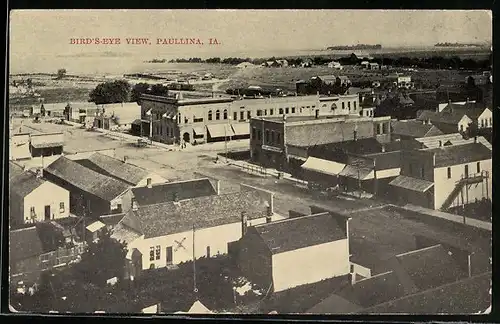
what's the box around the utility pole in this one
[192,224,197,295]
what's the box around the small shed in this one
[86,220,106,242]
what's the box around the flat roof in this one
[140,94,234,105]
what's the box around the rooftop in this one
[125,189,271,238]
[131,178,217,206]
[44,156,130,201]
[10,171,46,198]
[9,161,24,182]
[442,102,490,119]
[140,93,234,105]
[10,226,44,261]
[417,109,471,125]
[253,212,348,254]
[425,142,492,167]
[391,120,444,138]
[76,153,149,185]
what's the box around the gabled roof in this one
[394,244,467,291]
[128,189,270,238]
[253,212,347,254]
[425,142,491,167]
[131,178,216,206]
[391,120,444,138]
[76,153,149,185]
[10,171,46,198]
[44,156,130,201]
[336,271,408,308]
[441,102,490,120]
[417,110,471,125]
[10,227,43,261]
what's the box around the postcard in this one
[7,9,492,315]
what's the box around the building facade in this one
[139,93,361,145]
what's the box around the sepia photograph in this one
[7,9,492,314]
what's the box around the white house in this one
[327,61,343,69]
[417,110,473,134]
[237,211,351,293]
[113,185,284,276]
[440,102,492,129]
[10,170,70,227]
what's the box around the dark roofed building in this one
[391,120,444,140]
[308,138,386,163]
[75,153,152,186]
[131,178,217,206]
[10,227,44,285]
[425,142,492,167]
[44,156,131,218]
[238,212,351,292]
[417,109,473,134]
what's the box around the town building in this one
[139,93,360,145]
[113,184,283,276]
[391,119,444,141]
[389,140,492,210]
[416,110,473,134]
[73,153,166,187]
[29,133,64,157]
[311,75,351,87]
[43,156,132,218]
[10,170,70,227]
[388,74,412,89]
[64,102,101,124]
[93,102,141,131]
[327,61,343,69]
[237,211,351,293]
[440,102,492,129]
[130,178,218,207]
[249,114,391,172]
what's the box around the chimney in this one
[315,110,319,119]
[215,180,221,195]
[241,211,248,236]
[146,178,152,188]
[427,119,432,125]
[381,145,385,153]
[131,198,138,211]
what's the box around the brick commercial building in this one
[249,114,391,172]
[138,93,360,145]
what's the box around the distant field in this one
[9,88,92,110]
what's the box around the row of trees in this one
[88,81,174,104]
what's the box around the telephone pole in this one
[192,224,197,295]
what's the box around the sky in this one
[9,10,492,74]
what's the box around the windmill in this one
[174,237,187,252]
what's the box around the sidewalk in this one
[402,204,492,231]
[227,158,308,185]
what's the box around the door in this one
[465,165,469,178]
[166,246,173,265]
[206,246,211,258]
[44,205,51,221]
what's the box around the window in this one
[216,110,220,120]
[257,110,263,116]
[348,102,351,110]
[420,167,425,178]
[193,117,204,123]
[279,108,284,114]
[342,102,345,109]
[59,202,65,213]
[489,118,492,126]
[150,247,155,261]
[465,165,469,178]
[155,245,161,260]
[252,127,256,140]
[257,130,262,141]
[447,167,452,179]
[382,123,387,134]
[300,107,303,113]
[30,206,36,217]
[233,112,237,121]
[208,110,213,120]
[291,107,296,114]
[460,125,464,132]
[312,105,316,109]
[271,131,275,143]
[184,117,188,124]
[270,109,274,115]
[331,103,337,111]
[265,130,270,143]
[177,113,181,124]
[353,102,357,110]
[481,119,485,128]
[477,162,481,173]
[276,133,281,143]
[240,111,245,120]
[285,108,289,114]
[223,109,228,120]
[264,109,267,116]
[247,111,251,119]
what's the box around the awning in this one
[192,126,205,135]
[338,165,374,180]
[389,175,434,193]
[206,124,234,138]
[86,221,105,233]
[301,157,346,176]
[232,123,250,136]
[31,142,64,149]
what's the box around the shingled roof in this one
[254,212,347,254]
[425,142,491,167]
[417,110,471,125]
[45,156,130,201]
[441,102,490,120]
[10,227,44,262]
[126,189,270,238]
[76,153,149,185]
[10,171,45,198]
[391,120,444,138]
[131,178,217,206]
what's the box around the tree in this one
[57,68,67,79]
[89,80,131,104]
[150,84,170,97]
[131,82,150,102]
[75,229,127,287]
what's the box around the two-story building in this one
[440,102,492,130]
[417,110,473,134]
[10,170,70,228]
[389,140,492,210]
[138,93,361,145]
[249,114,392,172]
